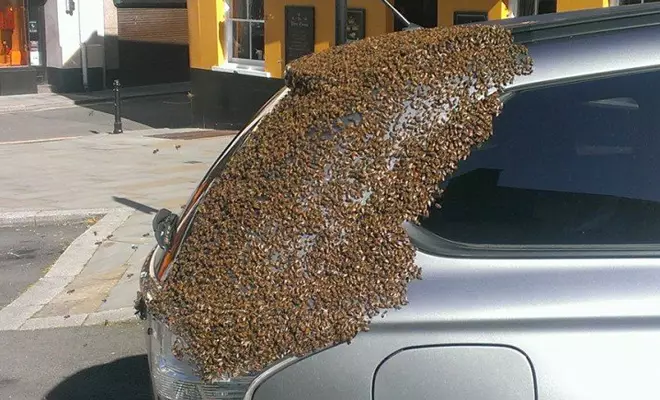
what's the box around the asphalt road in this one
[0,223,90,308]
[0,93,193,143]
[0,321,152,400]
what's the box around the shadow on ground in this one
[83,93,194,129]
[45,355,153,400]
[112,196,159,214]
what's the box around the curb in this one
[0,136,85,146]
[0,208,134,330]
[72,89,190,107]
[0,208,114,228]
[19,307,139,330]
[148,129,239,140]
[0,84,191,115]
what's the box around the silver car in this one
[139,3,660,399]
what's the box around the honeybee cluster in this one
[147,24,533,381]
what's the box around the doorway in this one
[27,1,47,85]
[394,0,438,31]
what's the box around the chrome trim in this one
[147,245,163,294]
[243,357,299,400]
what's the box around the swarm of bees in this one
[146,24,533,382]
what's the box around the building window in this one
[0,0,27,67]
[618,0,660,4]
[227,0,265,65]
[453,11,488,25]
[516,0,557,17]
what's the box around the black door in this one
[394,0,437,31]
[27,1,46,84]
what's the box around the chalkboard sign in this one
[346,8,366,43]
[285,6,315,65]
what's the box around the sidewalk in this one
[0,127,236,330]
[0,82,191,114]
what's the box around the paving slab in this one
[76,241,136,279]
[97,243,153,312]
[0,134,234,213]
[0,128,237,329]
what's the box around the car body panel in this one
[373,345,535,400]
[252,252,660,400]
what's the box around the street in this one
[0,223,90,307]
[0,222,151,400]
[0,90,206,399]
[0,321,151,400]
[0,93,193,143]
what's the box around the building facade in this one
[187,0,655,130]
[0,0,190,96]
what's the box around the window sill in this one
[212,63,271,78]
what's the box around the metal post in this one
[112,79,123,134]
[336,0,347,45]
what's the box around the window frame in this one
[409,64,660,259]
[453,11,489,25]
[509,0,557,17]
[221,0,267,75]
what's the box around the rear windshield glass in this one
[419,68,660,246]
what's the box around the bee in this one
[148,23,534,382]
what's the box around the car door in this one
[402,66,660,400]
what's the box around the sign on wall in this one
[346,8,366,43]
[285,6,315,65]
[28,20,40,66]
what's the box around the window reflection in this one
[230,0,265,62]
[0,0,27,67]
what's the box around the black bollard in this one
[112,79,123,134]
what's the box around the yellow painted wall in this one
[187,0,613,76]
[264,0,390,79]
[438,0,510,26]
[348,0,389,38]
[264,0,335,79]
[187,0,224,70]
[557,0,609,12]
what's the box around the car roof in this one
[484,2,660,40]
[473,3,660,90]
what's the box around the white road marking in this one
[0,136,83,146]
[0,208,133,330]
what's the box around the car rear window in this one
[419,68,660,246]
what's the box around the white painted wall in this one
[56,0,80,68]
[103,0,119,70]
[80,0,105,69]
[46,0,105,69]
[44,0,61,68]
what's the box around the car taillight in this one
[148,315,295,400]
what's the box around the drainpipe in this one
[336,0,347,45]
[76,0,89,91]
